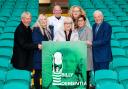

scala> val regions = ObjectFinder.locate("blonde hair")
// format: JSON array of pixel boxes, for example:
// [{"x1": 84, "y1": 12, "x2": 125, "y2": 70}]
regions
[
  {"x1": 64, "y1": 17, "x2": 74, "y2": 30},
  {"x1": 33, "y1": 14, "x2": 47, "y2": 28},
  {"x1": 68, "y1": 5, "x2": 86, "y2": 17},
  {"x1": 32, "y1": 14, "x2": 52, "y2": 40}
]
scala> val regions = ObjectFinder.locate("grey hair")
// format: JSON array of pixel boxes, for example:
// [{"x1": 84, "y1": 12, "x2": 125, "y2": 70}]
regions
[
  {"x1": 64, "y1": 17, "x2": 74, "y2": 30},
  {"x1": 93, "y1": 10, "x2": 104, "y2": 17},
  {"x1": 21, "y1": 11, "x2": 31, "y2": 19}
]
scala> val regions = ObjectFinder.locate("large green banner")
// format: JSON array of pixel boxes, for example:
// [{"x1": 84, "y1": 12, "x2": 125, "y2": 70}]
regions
[{"x1": 42, "y1": 41, "x2": 87, "y2": 89}]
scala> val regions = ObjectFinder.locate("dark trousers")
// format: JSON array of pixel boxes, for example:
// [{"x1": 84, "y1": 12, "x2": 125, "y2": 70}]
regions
[
  {"x1": 93, "y1": 61, "x2": 109, "y2": 71},
  {"x1": 87, "y1": 71, "x2": 90, "y2": 89},
  {"x1": 34, "y1": 69, "x2": 42, "y2": 89}
]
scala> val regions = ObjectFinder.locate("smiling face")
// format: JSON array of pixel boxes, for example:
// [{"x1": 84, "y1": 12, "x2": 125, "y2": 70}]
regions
[
  {"x1": 38, "y1": 14, "x2": 47, "y2": 28},
  {"x1": 53, "y1": 5, "x2": 62, "y2": 17},
  {"x1": 94, "y1": 12, "x2": 103, "y2": 24},
  {"x1": 64, "y1": 17, "x2": 74, "y2": 31},
  {"x1": 22, "y1": 14, "x2": 31, "y2": 27},
  {"x1": 64, "y1": 22, "x2": 72, "y2": 31},
  {"x1": 78, "y1": 17, "x2": 86, "y2": 28},
  {"x1": 72, "y1": 7, "x2": 81, "y2": 19}
]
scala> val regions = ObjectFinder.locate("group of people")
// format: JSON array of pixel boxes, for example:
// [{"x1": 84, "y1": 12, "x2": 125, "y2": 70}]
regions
[{"x1": 11, "y1": 5, "x2": 112, "y2": 89}]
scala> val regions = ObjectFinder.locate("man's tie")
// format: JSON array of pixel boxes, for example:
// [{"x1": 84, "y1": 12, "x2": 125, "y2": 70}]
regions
[{"x1": 95, "y1": 24, "x2": 100, "y2": 35}]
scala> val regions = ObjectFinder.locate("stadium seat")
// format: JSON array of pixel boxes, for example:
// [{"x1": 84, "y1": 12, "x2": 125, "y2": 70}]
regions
[
  {"x1": 111, "y1": 40, "x2": 120, "y2": 48},
  {"x1": 112, "y1": 27, "x2": 126, "y2": 33},
  {"x1": 69, "y1": 1, "x2": 81, "y2": 7},
  {"x1": 4, "y1": 27, "x2": 16, "y2": 33},
  {"x1": 81, "y1": 1, "x2": 94, "y2": 9},
  {"x1": 108, "y1": 21, "x2": 121, "y2": 27},
  {"x1": 120, "y1": 40, "x2": 128, "y2": 48},
  {"x1": 0, "y1": 33, "x2": 14, "y2": 40},
  {"x1": 96, "y1": 83, "x2": 124, "y2": 89},
  {"x1": 6, "y1": 68, "x2": 31, "y2": 83},
  {"x1": 0, "y1": 48, "x2": 13, "y2": 58},
  {"x1": 11, "y1": 9, "x2": 25, "y2": 17},
  {"x1": 6, "y1": 21, "x2": 20, "y2": 27},
  {"x1": 27, "y1": 9, "x2": 38, "y2": 17},
  {"x1": 119, "y1": 69, "x2": 128, "y2": 88},
  {"x1": 0, "y1": 21, "x2": 5, "y2": 28},
  {"x1": 0, "y1": 57, "x2": 11, "y2": 70},
  {"x1": 114, "y1": 12, "x2": 126, "y2": 17},
  {"x1": 117, "y1": 17, "x2": 128, "y2": 22},
  {"x1": 0, "y1": 70, "x2": 6, "y2": 89},
  {"x1": 111, "y1": 34, "x2": 115, "y2": 40},
  {"x1": 126, "y1": 83, "x2": 128, "y2": 89},
  {"x1": 15, "y1": 3, "x2": 27, "y2": 9},
  {"x1": 112, "y1": 48, "x2": 126, "y2": 57},
  {"x1": 0, "y1": 28, "x2": 3, "y2": 34},
  {"x1": 0, "y1": 9, "x2": 13, "y2": 17},
  {"x1": 0, "y1": 17, "x2": 8, "y2": 22},
  {"x1": 116, "y1": 0, "x2": 127, "y2": 5},
  {"x1": 115, "y1": 33, "x2": 128, "y2": 41},
  {"x1": 95, "y1": 70, "x2": 118, "y2": 85},
  {"x1": 2, "y1": 3, "x2": 14, "y2": 9},
  {"x1": 122, "y1": 21, "x2": 128, "y2": 27},
  {"x1": 0, "y1": 40, "x2": 14, "y2": 48},
  {"x1": 111, "y1": 58, "x2": 128, "y2": 72},
  {"x1": 3, "y1": 68, "x2": 31, "y2": 89},
  {"x1": 103, "y1": 0, "x2": 115, "y2": 5},
  {"x1": 120, "y1": 5, "x2": 128, "y2": 9},
  {"x1": 105, "y1": 16, "x2": 117, "y2": 21},
  {"x1": 8, "y1": 16, "x2": 21, "y2": 22},
  {"x1": 3, "y1": 82, "x2": 30, "y2": 89}
]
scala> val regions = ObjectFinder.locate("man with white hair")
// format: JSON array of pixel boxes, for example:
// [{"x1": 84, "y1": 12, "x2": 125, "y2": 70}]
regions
[
  {"x1": 11, "y1": 11, "x2": 42, "y2": 71},
  {"x1": 91, "y1": 10, "x2": 112, "y2": 71}
]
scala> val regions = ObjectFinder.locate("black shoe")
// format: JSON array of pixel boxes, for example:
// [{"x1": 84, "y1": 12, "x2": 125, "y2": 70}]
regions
[{"x1": 89, "y1": 85, "x2": 95, "y2": 89}]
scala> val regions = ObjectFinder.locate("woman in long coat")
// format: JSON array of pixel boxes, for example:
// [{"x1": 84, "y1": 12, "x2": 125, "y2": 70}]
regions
[
  {"x1": 77, "y1": 15, "x2": 93, "y2": 89},
  {"x1": 32, "y1": 14, "x2": 51, "y2": 89}
]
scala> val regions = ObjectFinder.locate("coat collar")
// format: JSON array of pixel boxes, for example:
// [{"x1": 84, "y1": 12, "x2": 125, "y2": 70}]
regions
[
  {"x1": 94, "y1": 21, "x2": 104, "y2": 37},
  {"x1": 20, "y1": 21, "x2": 30, "y2": 30}
]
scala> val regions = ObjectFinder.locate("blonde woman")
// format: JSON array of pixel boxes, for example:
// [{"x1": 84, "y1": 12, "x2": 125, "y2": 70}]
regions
[
  {"x1": 69, "y1": 5, "x2": 91, "y2": 29},
  {"x1": 53, "y1": 17, "x2": 78, "y2": 41},
  {"x1": 32, "y1": 14, "x2": 51, "y2": 89}
]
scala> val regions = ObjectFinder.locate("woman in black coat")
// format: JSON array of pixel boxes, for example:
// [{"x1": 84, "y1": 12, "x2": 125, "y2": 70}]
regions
[{"x1": 32, "y1": 14, "x2": 51, "y2": 89}]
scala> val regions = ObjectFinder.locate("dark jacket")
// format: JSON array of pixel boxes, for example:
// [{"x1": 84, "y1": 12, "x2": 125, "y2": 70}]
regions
[
  {"x1": 92, "y1": 21, "x2": 112, "y2": 62},
  {"x1": 11, "y1": 22, "x2": 38, "y2": 71},
  {"x1": 32, "y1": 27, "x2": 50, "y2": 69}
]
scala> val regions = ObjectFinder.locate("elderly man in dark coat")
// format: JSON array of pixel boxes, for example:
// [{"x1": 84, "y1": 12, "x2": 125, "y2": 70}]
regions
[
  {"x1": 92, "y1": 10, "x2": 112, "y2": 71},
  {"x1": 11, "y1": 11, "x2": 42, "y2": 71}
]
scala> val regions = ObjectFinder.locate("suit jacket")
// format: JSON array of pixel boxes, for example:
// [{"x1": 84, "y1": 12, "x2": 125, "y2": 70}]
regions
[
  {"x1": 11, "y1": 22, "x2": 38, "y2": 71},
  {"x1": 92, "y1": 21, "x2": 112, "y2": 62}
]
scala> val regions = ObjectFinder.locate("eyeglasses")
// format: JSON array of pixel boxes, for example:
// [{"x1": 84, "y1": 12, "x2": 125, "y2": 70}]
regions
[{"x1": 78, "y1": 19, "x2": 84, "y2": 22}]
